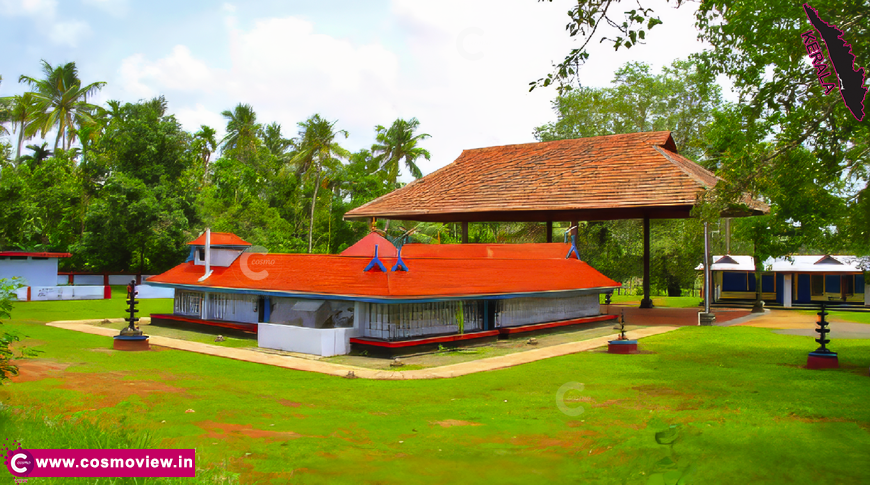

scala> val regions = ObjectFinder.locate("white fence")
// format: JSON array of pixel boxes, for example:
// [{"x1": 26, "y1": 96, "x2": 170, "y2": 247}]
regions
[{"x1": 12, "y1": 283, "x2": 173, "y2": 301}]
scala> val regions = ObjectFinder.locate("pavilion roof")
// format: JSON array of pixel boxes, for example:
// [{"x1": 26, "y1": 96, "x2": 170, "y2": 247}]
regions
[{"x1": 344, "y1": 131, "x2": 767, "y2": 222}]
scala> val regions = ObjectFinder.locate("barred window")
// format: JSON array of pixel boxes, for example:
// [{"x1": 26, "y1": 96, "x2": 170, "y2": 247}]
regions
[{"x1": 175, "y1": 291, "x2": 203, "y2": 316}]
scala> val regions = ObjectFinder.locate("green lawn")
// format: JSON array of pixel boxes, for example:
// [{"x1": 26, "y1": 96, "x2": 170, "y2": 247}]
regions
[
  {"x1": 601, "y1": 293, "x2": 703, "y2": 308},
  {"x1": 2, "y1": 298, "x2": 869, "y2": 484}
]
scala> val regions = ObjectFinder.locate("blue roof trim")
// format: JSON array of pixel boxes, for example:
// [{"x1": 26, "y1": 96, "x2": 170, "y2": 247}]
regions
[{"x1": 146, "y1": 280, "x2": 619, "y2": 304}]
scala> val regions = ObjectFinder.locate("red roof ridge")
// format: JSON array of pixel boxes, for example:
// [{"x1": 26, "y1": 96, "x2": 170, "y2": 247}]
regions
[
  {"x1": 458, "y1": 131, "x2": 675, "y2": 155},
  {"x1": 188, "y1": 232, "x2": 252, "y2": 246},
  {"x1": 0, "y1": 251, "x2": 72, "y2": 258}
]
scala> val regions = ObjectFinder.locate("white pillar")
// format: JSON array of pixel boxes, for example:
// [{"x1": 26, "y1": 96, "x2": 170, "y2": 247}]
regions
[{"x1": 783, "y1": 274, "x2": 793, "y2": 308}]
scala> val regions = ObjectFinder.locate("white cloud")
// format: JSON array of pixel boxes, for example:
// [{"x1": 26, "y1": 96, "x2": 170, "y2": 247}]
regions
[
  {"x1": 82, "y1": 0, "x2": 129, "y2": 17},
  {"x1": 175, "y1": 103, "x2": 227, "y2": 140},
  {"x1": 0, "y1": 0, "x2": 57, "y2": 17},
  {"x1": 48, "y1": 20, "x2": 92, "y2": 47},
  {"x1": 106, "y1": 1, "x2": 717, "y2": 181}
]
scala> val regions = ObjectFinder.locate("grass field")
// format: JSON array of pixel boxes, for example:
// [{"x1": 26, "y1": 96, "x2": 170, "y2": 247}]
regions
[
  {"x1": 2, "y1": 297, "x2": 870, "y2": 484},
  {"x1": 601, "y1": 293, "x2": 703, "y2": 308}
]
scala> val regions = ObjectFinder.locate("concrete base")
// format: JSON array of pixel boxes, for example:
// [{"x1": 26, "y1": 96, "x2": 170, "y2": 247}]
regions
[
  {"x1": 807, "y1": 352, "x2": 839, "y2": 369},
  {"x1": 608, "y1": 339, "x2": 638, "y2": 354},
  {"x1": 699, "y1": 312, "x2": 716, "y2": 326},
  {"x1": 639, "y1": 298, "x2": 654, "y2": 309},
  {"x1": 113, "y1": 335, "x2": 150, "y2": 351}
]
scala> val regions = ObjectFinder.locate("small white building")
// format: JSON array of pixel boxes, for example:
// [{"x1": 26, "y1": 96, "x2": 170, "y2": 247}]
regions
[
  {"x1": 0, "y1": 251, "x2": 70, "y2": 287},
  {"x1": 698, "y1": 255, "x2": 868, "y2": 307}
]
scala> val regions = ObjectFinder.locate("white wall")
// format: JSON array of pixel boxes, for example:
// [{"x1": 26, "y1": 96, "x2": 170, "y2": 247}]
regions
[
  {"x1": 136, "y1": 285, "x2": 175, "y2": 299},
  {"x1": 193, "y1": 248, "x2": 243, "y2": 267},
  {"x1": 75, "y1": 275, "x2": 104, "y2": 285},
  {"x1": 0, "y1": 258, "x2": 59, "y2": 287},
  {"x1": 30, "y1": 286, "x2": 105, "y2": 301},
  {"x1": 109, "y1": 275, "x2": 137, "y2": 285},
  {"x1": 258, "y1": 324, "x2": 359, "y2": 357}
]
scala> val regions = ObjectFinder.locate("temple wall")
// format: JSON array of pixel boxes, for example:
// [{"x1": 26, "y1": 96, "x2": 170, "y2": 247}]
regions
[{"x1": 495, "y1": 294, "x2": 599, "y2": 328}]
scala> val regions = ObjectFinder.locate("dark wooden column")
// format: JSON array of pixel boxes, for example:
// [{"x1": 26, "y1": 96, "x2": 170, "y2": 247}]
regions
[
  {"x1": 546, "y1": 221, "x2": 553, "y2": 243},
  {"x1": 461, "y1": 222, "x2": 469, "y2": 243},
  {"x1": 571, "y1": 221, "x2": 579, "y2": 238},
  {"x1": 640, "y1": 216, "x2": 653, "y2": 308}
]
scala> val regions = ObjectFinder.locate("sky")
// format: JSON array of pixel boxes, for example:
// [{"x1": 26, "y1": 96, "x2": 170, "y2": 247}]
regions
[{"x1": 0, "y1": 0, "x2": 721, "y2": 180}]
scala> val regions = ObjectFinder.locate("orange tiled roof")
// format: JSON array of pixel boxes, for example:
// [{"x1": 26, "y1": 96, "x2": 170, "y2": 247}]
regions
[
  {"x1": 345, "y1": 132, "x2": 761, "y2": 221},
  {"x1": 147, "y1": 251, "x2": 619, "y2": 299},
  {"x1": 187, "y1": 232, "x2": 252, "y2": 247}
]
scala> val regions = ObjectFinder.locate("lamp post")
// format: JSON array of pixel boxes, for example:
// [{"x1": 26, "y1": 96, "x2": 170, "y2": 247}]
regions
[
  {"x1": 807, "y1": 303, "x2": 838, "y2": 369},
  {"x1": 113, "y1": 280, "x2": 150, "y2": 351}
]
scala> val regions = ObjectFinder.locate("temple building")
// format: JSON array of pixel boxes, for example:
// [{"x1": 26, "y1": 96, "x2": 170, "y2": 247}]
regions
[
  {"x1": 699, "y1": 255, "x2": 868, "y2": 307},
  {"x1": 146, "y1": 231, "x2": 621, "y2": 356}
]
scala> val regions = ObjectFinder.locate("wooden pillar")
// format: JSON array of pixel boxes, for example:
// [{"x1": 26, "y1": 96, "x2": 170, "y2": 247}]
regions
[
  {"x1": 546, "y1": 221, "x2": 553, "y2": 243},
  {"x1": 461, "y1": 222, "x2": 469, "y2": 244},
  {"x1": 640, "y1": 216, "x2": 653, "y2": 308},
  {"x1": 571, "y1": 221, "x2": 579, "y2": 238}
]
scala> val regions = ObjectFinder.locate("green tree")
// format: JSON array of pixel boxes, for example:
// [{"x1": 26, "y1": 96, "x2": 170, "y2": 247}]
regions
[
  {"x1": 372, "y1": 117, "x2": 430, "y2": 185},
  {"x1": 534, "y1": 59, "x2": 721, "y2": 294},
  {"x1": 0, "y1": 74, "x2": 7, "y2": 137},
  {"x1": 193, "y1": 125, "x2": 218, "y2": 181},
  {"x1": 291, "y1": 114, "x2": 350, "y2": 253},
  {"x1": 76, "y1": 97, "x2": 200, "y2": 272},
  {"x1": 535, "y1": 59, "x2": 721, "y2": 161},
  {"x1": 18, "y1": 142, "x2": 52, "y2": 169},
  {"x1": 19, "y1": 60, "x2": 106, "y2": 151},
  {"x1": 220, "y1": 103, "x2": 262, "y2": 167},
  {"x1": 1, "y1": 93, "x2": 41, "y2": 161},
  {"x1": 537, "y1": 0, "x2": 869, "y2": 255}
]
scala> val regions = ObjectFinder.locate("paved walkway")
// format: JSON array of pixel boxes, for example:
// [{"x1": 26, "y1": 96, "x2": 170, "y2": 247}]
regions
[
  {"x1": 606, "y1": 304, "x2": 753, "y2": 326},
  {"x1": 46, "y1": 320, "x2": 679, "y2": 380},
  {"x1": 728, "y1": 309, "x2": 870, "y2": 339}
]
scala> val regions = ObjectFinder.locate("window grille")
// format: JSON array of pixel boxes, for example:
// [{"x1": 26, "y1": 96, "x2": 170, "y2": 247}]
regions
[{"x1": 175, "y1": 291, "x2": 203, "y2": 316}]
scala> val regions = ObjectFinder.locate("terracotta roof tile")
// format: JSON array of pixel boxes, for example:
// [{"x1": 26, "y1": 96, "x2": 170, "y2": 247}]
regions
[
  {"x1": 345, "y1": 131, "x2": 761, "y2": 221},
  {"x1": 147, "y1": 252, "x2": 619, "y2": 299},
  {"x1": 187, "y1": 232, "x2": 252, "y2": 247}
]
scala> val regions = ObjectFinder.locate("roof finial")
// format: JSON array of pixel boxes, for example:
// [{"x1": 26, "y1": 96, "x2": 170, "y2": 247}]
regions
[
  {"x1": 364, "y1": 244, "x2": 387, "y2": 272},
  {"x1": 391, "y1": 246, "x2": 409, "y2": 272}
]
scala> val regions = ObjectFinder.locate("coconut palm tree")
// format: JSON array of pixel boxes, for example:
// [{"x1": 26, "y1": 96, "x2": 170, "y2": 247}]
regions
[
  {"x1": 18, "y1": 142, "x2": 52, "y2": 169},
  {"x1": 0, "y1": 74, "x2": 8, "y2": 136},
  {"x1": 371, "y1": 117, "x2": 431, "y2": 185},
  {"x1": 290, "y1": 114, "x2": 350, "y2": 253},
  {"x1": 193, "y1": 125, "x2": 218, "y2": 180},
  {"x1": 220, "y1": 103, "x2": 261, "y2": 166},
  {"x1": 19, "y1": 60, "x2": 106, "y2": 151},
  {"x1": 2, "y1": 93, "x2": 40, "y2": 161}
]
